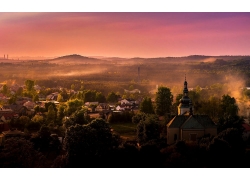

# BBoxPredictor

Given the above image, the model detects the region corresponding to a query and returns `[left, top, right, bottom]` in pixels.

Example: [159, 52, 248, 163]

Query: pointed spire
[183, 75, 188, 95]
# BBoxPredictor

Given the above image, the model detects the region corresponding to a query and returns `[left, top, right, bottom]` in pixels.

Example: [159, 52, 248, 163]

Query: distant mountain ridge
[38, 54, 250, 65]
[2, 54, 250, 64]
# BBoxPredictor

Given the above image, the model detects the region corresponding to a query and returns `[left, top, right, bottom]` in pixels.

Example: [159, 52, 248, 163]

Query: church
[167, 77, 217, 144]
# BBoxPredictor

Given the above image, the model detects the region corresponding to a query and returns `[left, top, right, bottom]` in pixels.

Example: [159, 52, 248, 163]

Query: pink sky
[1, 12, 250, 58]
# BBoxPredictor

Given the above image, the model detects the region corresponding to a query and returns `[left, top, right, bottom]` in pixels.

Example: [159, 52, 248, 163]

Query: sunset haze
[0, 12, 250, 58]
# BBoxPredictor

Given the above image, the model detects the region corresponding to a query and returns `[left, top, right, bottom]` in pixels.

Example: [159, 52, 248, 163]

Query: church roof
[181, 116, 204, 129]
[167, 115, 189, 128]
[168, 114, 217, 129]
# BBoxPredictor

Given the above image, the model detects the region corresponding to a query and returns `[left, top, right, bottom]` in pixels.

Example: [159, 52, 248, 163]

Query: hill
[47, 54, 108, 64]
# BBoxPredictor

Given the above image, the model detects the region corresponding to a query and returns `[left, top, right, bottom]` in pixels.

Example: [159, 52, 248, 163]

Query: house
[120, 98, 137, 105]
[23, 101, 36, 110]
[0, 106, 15, 120]
[46, 92, 59, 101]
[5, 103, 28, 117]
[84, 102, 99, 107]
[95, 103, 110, 112]
[84, 102, 99, 112]
[0, 93, 8, 103]
[167, 77, 217, 145]
[34, 85, 41, 93]
[116, 105, 125, 111]
[10, 83, 20, 92]
[16, 97, 32, 105]
[38, 94, 46, 101]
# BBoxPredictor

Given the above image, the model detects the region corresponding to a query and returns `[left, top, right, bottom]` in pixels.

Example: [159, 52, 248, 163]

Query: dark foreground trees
[63, 118, 120, 167]
[0, 138, 46, 168]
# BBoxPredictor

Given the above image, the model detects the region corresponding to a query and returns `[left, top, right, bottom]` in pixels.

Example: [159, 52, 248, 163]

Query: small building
[0, 107, 15, 120]
[95, 103, 110, 112]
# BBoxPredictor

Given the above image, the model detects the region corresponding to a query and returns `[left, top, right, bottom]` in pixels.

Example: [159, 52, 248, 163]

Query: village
[0, 75, 250, 167]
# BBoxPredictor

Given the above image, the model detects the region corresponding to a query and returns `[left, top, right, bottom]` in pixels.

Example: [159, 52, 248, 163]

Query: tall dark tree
[155, 86, 173, 116]
[220, 94, 239, 118]
[140, 97, 155, 114]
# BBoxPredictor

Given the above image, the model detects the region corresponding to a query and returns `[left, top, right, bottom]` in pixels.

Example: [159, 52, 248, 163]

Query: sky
[1, 11, 250, 59]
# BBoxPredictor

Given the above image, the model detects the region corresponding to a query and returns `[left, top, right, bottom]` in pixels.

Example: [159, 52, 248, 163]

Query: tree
[14, 115, 30, 130]
[63, 109, 88, 128]
[45, 102, 57, 112]
[32, 114, 45, 125]
[2, 84, 8, 95]
[220, 94, 239, 119]
[59, 88, 69, 101]
[96, 92, 106, 103]
[47, 104, 56, 124]
[64, 118, 118, 167]
[139, 97, 154, 114]
[197, 96, 221, 122]
[8, 94, 17, 104]
[16, 87, 23, 96]
[83, 90, 96, 102]
[57, 94, 64, 102]
[65, 99, 83, 116]
[76, 91, 84, 100]
[136, 114, 160, 144]
[217, 115, 244, 133]
[25, 80, 35, 91]
[71, 84, 75, 91]
[31, 125, 56, 154]
[108, 111, 134, 124]
[155, 86, 173, 116]
[56, 105, 65, 126]
[132, 112, 147, 124]
[129, 85, 134, 91]
[107, 91, 118, 103]
[33, 94, 39, 102]
[39, 125, 51, 139]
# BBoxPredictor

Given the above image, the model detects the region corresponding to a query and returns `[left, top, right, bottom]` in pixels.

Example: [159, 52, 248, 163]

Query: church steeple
[178, 76, 193, 115]
[183, 74, 188, 96]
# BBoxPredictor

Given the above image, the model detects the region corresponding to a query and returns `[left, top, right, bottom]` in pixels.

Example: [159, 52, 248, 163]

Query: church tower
[178, 76, 192, 115]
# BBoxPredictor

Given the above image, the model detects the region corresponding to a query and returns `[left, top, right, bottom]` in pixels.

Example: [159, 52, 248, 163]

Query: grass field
[109, 122, 137, 140]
